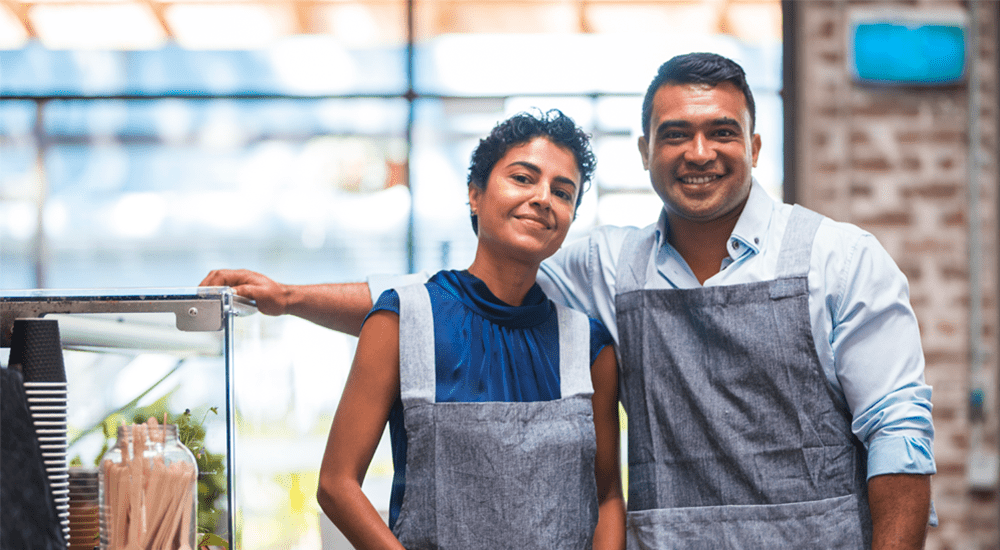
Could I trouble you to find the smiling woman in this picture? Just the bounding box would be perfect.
[316,109,626,550]
[466,110,594,305]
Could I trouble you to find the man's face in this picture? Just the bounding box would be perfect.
[637,81,761,225]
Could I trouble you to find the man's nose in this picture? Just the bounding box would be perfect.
[684,134,716,165]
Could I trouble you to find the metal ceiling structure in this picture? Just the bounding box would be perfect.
[0,0,782,51]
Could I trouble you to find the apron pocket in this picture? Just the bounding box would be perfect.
[626,494,864,550]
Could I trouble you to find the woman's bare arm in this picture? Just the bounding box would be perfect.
[317,310,405,549]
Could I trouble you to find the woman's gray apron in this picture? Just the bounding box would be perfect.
[391,283,599,549]
[616,206,872,549]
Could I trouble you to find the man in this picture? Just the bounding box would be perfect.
[202,53,935,549]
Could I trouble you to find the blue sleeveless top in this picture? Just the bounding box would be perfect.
[366,269,613,527]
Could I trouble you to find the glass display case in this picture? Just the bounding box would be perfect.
[1,286,256,549]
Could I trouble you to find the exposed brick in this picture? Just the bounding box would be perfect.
[931,131,967,144]
[819,51,841,64]
[853,157,891,171]
[904,239,955,254]
[942,266,969,280]
[903,184,960,199]
[924,351,969,364]
[851,102,921,118]
[849,184,871,197]
[799,3,999,547]
[943,210,966,226]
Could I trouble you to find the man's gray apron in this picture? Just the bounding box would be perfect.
[616,206,872,549]
[391,283,599,549]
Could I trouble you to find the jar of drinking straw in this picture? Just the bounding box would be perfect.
[98,417,198,550]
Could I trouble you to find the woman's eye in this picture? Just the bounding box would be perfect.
[511,174,530,183]
[554,189,573,201]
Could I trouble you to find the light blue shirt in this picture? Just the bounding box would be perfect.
[536,180,935,479]
[368,179,936,479]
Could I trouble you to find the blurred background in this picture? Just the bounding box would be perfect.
[0,0,996,548]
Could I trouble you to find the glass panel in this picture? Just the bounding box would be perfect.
[0,42,408,96]
[0,100,40,289]
[17,98,411,290]
[0,287,251,546]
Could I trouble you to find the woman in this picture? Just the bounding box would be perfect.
[317,109,625,549]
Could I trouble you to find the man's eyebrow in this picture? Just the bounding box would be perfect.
[655,117,744,134]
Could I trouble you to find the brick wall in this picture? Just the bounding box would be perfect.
[793,1,999,548]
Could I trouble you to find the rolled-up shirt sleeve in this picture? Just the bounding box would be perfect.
[829,233,936,478]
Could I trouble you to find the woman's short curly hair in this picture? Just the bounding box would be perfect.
[467,109,596,234]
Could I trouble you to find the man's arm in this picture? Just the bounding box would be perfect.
[824,230,936,546]
[200,269,373,336]
[868,473,931,550]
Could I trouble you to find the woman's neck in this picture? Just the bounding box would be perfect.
[466,254,539,307]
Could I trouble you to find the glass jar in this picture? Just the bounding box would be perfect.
[98,421,198,549]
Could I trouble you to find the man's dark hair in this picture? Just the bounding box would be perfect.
[468,108,596,234]
[641,52,756,137]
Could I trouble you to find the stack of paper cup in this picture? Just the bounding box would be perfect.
[9,318,71,545]
[68,468,100,550]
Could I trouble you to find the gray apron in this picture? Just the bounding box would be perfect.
[616,205,872,549]
[391,283,599,549]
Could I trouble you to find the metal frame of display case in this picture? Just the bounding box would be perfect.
[1,286,256,548]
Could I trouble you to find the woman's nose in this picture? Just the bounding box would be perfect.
[531,182,552,208]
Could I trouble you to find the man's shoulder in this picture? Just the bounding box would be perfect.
[778,204,901,280]
[778,203,873,246]
[582,220,658,249]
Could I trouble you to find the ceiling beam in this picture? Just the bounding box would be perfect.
[1,0,36,38]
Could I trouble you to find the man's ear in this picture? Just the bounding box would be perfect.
[637,135,651,170]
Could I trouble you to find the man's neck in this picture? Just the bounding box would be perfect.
[667,207,744,285]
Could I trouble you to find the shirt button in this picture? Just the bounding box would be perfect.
[731,241,740,250]
[754,237,760,245]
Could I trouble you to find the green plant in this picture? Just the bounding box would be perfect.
[175,407,228,544]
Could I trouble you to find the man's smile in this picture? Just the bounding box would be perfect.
[678,174,722,185]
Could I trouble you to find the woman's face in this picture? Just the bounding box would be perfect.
[469,136,581,267]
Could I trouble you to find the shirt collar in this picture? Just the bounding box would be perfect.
[727,177,774,260]
[654,177,775,259]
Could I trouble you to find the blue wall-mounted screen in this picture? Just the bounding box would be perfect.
[851,22,966,85]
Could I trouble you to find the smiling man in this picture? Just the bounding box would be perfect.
[539,52,935,549]
[200,52,936,550]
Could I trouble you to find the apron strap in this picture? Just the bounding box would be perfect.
[396,283,436,406]
[775,205,824,280]
[555,303,594,397]
[615,223,659,295]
